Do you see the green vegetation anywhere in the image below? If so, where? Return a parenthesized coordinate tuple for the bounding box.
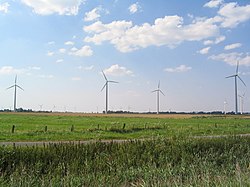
(0, 113, 250, 142)
(0, 137, 250, 186)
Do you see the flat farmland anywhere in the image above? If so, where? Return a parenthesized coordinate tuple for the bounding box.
(0, 112, 249, 142)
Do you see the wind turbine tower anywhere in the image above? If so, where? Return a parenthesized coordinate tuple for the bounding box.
(223, 99, 227, 115)
(226, 61, 246, 114)
(7, 75, 24, 112)
(152, 81, 165, 114)
(101, 71, 118, 114)
(238, 93, 245, 114)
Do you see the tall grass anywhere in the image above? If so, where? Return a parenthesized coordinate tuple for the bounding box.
(0, 136, 250, 186)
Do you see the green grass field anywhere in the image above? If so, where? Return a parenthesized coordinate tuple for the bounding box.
(0, 112, 250, 186)
(0, 112, 250, 142)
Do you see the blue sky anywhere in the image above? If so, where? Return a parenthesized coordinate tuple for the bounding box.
(0, 0, 250, 113)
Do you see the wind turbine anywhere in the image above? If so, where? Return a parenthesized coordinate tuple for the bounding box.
(238, 93, 245, 114)
(226, 61, 246, 114)
(223, 99, 227, 115)
(101, 71, 118, 114)
(152, 81, 165, 114)
(7, 75, 24, 112)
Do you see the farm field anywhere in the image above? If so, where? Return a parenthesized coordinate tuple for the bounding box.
(0, 137, 250, 186)
(0, 112, 250, 142)
(0, 112, 250, 186)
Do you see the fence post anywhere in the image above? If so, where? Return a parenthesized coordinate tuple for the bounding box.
(11, 125, 15, 133)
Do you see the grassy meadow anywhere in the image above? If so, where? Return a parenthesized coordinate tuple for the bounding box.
(0, 112, 250, 186)
(0, 112, 250, 142)
(0, 137, 250, 186)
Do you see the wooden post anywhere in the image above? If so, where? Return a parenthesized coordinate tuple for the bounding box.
(71, 125, 74, 132)
(11, 125, 15, 133)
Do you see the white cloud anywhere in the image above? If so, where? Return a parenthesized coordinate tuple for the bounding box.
(209, 52, 250, 66)
(0, 2, 10, 14)
(0, 66, 25, 75)
(78, 65, 94, 71)
(198, 47, 211, 54)
(71, 77, 81, 81)
(224, 43, 242, 50)
(204, 0, 223, 8)
(203, 40, 214, 45)
(203, 35, 225, 45)
(164, 65, 192, 73)
(71, 47, 78, 51)
(84, 16, 219, 53)
(84, 6, 102, 22)
(56, 59, 64, 63)
(218, 2, 250, 28)
(21, 0, 85, 15)
(104, 64, 133, 76)
(47, 41, 55, 45)
(129, 2, 141, 14)
(47, 51, 54, 56)
(28, 66, 41, 70)
(59, 48, 66, 53)
(69, 46, 93, 57)
(64, 41, 74, 45)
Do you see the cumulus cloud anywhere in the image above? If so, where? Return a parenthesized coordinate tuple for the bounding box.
(56, 59, 64, 63)
(59, 48, 66, 53)
(84, 6, 103, 22)
(21, 0, 85, 15)
(198, 47, 211, 54)
(64, 41, 74, 45)
(129, 2, 141, 14)
(209, 52, 250, 66)
(218, 2, 250, 28)
(164, 65, 192, 73)
(47, 51, 54, 56)
(71, 77, 81, 81)
(84, 15, 220, 53)
(203, 35, 225, 46)
(69, 46, 93, 57)
(0, 2, 10, 14)
(0, 66, 25, 75)
(204, 0, 223, 8)
(78, 65, 94, 71)
(103, 64, 133, 76)
(224, 43, 242, 50)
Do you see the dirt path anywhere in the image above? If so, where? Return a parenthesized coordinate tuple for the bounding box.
(1, 134, 250, 147)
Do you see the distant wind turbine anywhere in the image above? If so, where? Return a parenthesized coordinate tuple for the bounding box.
(223, 99, 227, 115)
(7, 75, 24, 112)
(238, 93, 245, 114)
(101, 71, 118, 114)
(226, 61, 246, 114)
(152, 81, 165, 114)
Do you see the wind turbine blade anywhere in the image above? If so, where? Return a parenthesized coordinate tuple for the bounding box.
(102, 71, 107, 81)
(225, 75, 236, 78)
(151, 90, 158, 93)
(236, 61, 239, 74)
(15, 75, 17, 84)
(17, 85, 24, 91)
(238, 76, 246, 87)
(101, 83, 107, 92)
(158, 81, 160, 89)
(109, 81, 119, 84)
(6, 85, 15, 90)
(160, 90, 165, 96)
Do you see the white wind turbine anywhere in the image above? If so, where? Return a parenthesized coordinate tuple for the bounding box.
(101, 71, 118, 114)
(226, 61, 246, 114)
(7, 75, 24, 112)
(152, 81, 165, 114)
(223, 99, 227, 114)
(238, 93, 245, 114)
